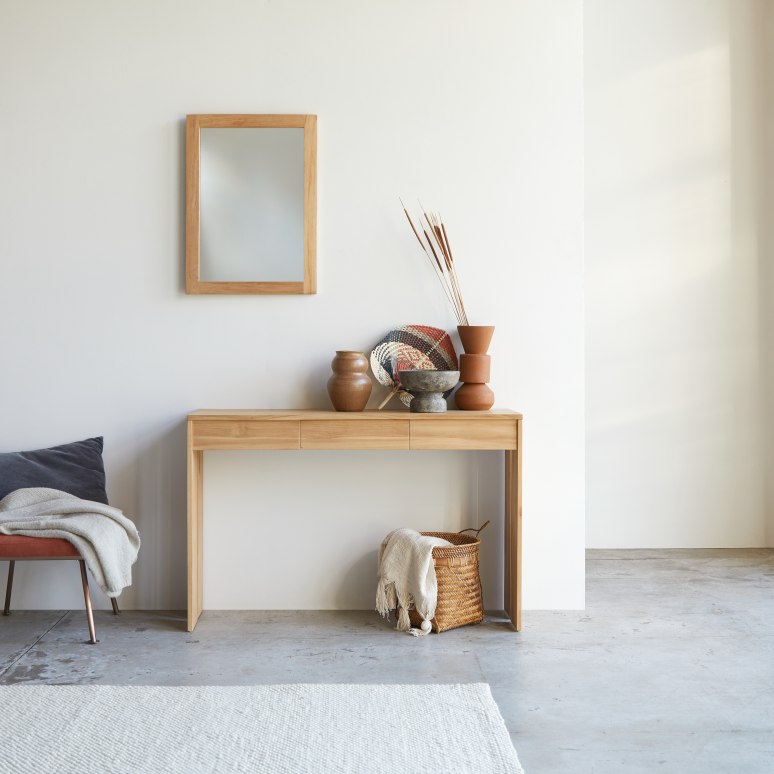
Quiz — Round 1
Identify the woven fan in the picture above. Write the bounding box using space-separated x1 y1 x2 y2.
370 325 458 409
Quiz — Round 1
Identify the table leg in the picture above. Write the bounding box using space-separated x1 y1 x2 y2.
504 419 522 631
187 427 203 632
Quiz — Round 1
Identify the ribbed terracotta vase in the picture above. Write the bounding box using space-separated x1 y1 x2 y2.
455 326 495 411
327 351 372 412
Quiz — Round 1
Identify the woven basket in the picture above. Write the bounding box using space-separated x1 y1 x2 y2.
405 521 489 633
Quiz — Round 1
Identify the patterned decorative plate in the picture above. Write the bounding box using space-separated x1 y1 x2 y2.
370 325 458 407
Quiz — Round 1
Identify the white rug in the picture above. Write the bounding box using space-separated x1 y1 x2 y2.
0 683 523 774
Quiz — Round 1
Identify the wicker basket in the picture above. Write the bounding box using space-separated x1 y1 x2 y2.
405 521 489 633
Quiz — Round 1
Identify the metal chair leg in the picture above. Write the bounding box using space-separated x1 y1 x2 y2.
3 561 14 615
78 560 98 644
110 597 120 615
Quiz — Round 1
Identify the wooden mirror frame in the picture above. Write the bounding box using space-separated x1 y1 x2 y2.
185 114 317 295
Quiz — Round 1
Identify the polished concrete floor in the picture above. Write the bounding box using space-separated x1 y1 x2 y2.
1 549 773 773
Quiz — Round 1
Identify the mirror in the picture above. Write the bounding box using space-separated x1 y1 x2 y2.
186 114 317 294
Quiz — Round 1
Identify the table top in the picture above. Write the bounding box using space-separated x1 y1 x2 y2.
188 409 522 421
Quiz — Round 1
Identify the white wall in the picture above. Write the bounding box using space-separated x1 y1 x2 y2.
585 0 770 547
763 3 774 546
0 1 585 610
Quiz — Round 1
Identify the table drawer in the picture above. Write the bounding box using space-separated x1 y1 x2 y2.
301 420 409 449
410 418 517 450
191 420 300 450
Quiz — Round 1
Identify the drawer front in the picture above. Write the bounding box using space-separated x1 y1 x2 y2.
301 420 410 449
410 418 517 450
191 420 300 450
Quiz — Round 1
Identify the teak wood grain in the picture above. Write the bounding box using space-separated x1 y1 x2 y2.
188 409 519 421
410 418 517 450
301 420 409 449
186 410 523 633
186 425 204 627
191 420 300 450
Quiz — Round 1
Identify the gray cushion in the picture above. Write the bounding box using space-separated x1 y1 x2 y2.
0 437 108 504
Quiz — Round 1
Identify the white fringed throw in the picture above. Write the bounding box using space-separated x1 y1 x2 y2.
0 487 140 597
376 528 453 636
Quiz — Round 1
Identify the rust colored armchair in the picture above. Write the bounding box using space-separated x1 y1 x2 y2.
0 436 125 643
1 535 119 644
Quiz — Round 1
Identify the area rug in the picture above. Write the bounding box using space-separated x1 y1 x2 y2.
0 683 523 773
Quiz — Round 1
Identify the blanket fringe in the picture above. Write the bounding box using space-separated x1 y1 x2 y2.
376 581 432 636
376 528 447 636
375 580 398 617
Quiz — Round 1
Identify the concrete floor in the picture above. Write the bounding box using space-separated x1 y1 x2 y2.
1 549 773 773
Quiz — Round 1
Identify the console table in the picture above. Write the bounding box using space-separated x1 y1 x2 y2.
187 409 523 632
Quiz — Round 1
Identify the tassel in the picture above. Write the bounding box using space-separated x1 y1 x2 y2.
375 581 389 616
397 606 411 632
408 619 432 637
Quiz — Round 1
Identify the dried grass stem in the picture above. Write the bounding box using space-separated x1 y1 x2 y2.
401 201 469 326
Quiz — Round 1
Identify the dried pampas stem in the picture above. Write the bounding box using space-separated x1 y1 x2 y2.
401 200 469 326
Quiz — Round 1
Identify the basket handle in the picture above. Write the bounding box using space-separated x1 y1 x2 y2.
458 520 491 538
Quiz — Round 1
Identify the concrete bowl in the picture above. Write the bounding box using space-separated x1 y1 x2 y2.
398 369 460 413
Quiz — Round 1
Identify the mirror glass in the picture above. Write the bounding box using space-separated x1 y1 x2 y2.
199 127 304 282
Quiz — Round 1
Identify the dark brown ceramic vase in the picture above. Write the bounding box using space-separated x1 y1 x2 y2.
455 326 495 411
327 351 372 412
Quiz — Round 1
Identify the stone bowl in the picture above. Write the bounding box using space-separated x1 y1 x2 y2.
398 369 460 413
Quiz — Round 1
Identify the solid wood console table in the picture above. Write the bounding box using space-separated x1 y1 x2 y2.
187 409 523 632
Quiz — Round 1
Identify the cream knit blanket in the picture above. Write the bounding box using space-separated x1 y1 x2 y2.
0 488 140 597
376 528 453 636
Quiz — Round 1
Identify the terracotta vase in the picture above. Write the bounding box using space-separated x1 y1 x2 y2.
455 382 495 411
457 325 495 356
327 351 372 412
455 326 495 411
459 353 490 383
